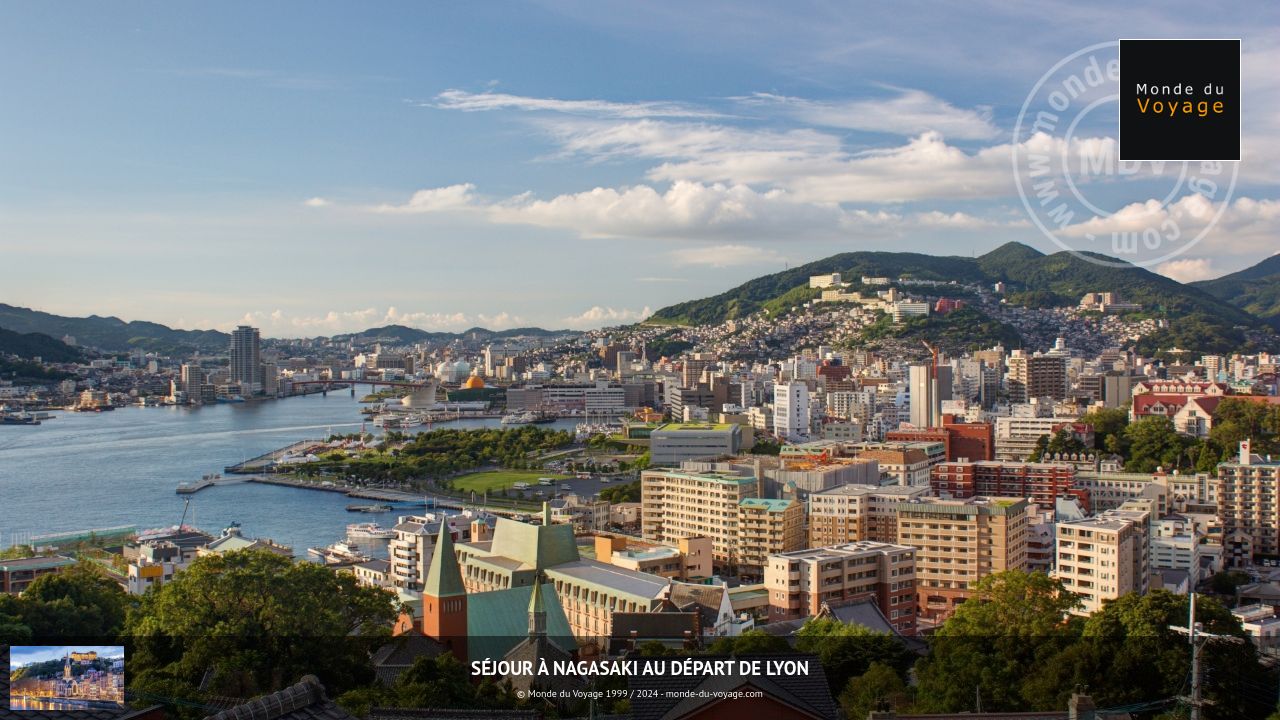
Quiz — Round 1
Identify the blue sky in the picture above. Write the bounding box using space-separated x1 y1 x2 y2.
2 2 1277 336
9 646 124 670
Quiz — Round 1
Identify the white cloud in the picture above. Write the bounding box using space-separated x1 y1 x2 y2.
488 180 847 240
669 244 786 268
428 89 722 119
372 183 477 214
302 197 330 208
740 89 998 140
1156 258 1216 283
562 305 653 329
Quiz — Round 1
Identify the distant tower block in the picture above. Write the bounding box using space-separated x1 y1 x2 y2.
402 379 439 409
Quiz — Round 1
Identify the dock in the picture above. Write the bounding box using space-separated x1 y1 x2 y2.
224 440 318 474
245 476 531 518
176 475 251 494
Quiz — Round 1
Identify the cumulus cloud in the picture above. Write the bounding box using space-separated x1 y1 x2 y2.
428 89 722 119
302 197 330 208
1156 258 1216 283
562 305 653 329
740 89 998 140
372 183 477 213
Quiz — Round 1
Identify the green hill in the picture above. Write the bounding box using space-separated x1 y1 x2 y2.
1192 254 1280 327
0 327 84 362
649 242 1265 352
0 304 228 354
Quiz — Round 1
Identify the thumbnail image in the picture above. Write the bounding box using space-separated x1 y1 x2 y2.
8 646 125 710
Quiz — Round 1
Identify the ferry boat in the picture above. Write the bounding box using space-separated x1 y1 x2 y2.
0 412 40 425
346 522 395 540
307 541 371 565
501 410 538 425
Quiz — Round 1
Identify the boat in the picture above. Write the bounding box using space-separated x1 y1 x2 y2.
346 504 393 513
0 412 40 426
346 522 395 540
531 411 558 424
501 410 538 425
307 541 371 565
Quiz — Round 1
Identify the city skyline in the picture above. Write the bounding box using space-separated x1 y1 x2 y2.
2 2 1278 336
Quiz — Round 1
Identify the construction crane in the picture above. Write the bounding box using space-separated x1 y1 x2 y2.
921 340 939 377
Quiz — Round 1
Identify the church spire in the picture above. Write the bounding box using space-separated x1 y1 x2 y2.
424 521 465 598
528 573 547 637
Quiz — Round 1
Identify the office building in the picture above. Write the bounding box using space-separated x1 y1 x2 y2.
648 423 743 466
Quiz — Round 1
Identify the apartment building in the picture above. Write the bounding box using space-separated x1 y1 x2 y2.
737 498 805 575
930 461 1087 509
808 483 930 547
766 541 918 634
893 496 1029 621
642 466 802 574
994 416 1091 462
593 535 713 581
1219 441 1280 564
852 441 944 486
1054 508 1150 615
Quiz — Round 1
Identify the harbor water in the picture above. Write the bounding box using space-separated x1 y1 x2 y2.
0 393 577 555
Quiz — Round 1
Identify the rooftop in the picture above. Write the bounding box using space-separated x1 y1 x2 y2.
738 497 794 512
544 558 670 600
0 555 77 572
772 541 913 562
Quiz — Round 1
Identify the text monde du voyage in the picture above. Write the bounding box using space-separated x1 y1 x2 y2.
1134 82 1228 118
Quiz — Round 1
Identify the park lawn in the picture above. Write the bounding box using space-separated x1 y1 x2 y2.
452 470 572 493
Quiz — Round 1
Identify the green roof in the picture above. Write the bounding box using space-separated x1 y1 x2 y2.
423 524 466 598
467 582 575 661
488 516 580 570
0 555 77 572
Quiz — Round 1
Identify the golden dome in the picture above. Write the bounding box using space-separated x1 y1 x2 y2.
463 376 485 389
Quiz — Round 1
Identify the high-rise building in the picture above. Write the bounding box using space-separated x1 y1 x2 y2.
1007 350 1067 403
229 325 262 392
180 364 204 400
908 363 953 428
894 496 1029 621
1219 440 1280 565
774 380 810 441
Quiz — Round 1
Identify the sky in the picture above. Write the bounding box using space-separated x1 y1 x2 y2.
9 646 124 670
2 2 1278 336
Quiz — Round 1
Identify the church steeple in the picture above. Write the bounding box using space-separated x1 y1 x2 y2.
421 522 468 665
528 574 547 638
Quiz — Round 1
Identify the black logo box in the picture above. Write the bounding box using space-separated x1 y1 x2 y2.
1119 39 1240 162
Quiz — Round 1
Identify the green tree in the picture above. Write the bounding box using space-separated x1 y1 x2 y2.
1079 407 1129 451
1123 416 1189 472
914 571 1081 713
0 562 130 638
794 617 915 693
838 662 908 720
705 628 791 655
1210 398 1280 458
127 549 397 716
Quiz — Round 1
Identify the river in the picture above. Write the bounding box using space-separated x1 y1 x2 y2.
0 393 578 556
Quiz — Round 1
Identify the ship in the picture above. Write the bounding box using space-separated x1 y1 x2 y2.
501 410 538 425
346 503 393 513
346 522 395 540
307 541 371 565
0 412 41 425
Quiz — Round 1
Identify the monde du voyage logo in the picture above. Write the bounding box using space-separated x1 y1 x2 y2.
1013 39 1241 269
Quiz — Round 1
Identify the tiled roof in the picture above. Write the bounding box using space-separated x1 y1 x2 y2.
371 633 450 685
627 654 838 720
609 611 699 640
201 675 355 720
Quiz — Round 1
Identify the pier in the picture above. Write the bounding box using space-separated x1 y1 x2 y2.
244 476 532 518
224 439 318 474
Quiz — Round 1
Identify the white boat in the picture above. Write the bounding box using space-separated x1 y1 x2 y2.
501 411 538 425
346 522 395 540
307 541 371 565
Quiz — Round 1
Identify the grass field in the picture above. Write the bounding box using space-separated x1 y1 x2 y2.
451 470 571 493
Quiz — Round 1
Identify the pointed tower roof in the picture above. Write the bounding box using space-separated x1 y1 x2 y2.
423 522 465 598
527 573 547 638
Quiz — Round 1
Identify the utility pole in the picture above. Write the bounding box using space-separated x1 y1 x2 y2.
1169 591 1242 720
